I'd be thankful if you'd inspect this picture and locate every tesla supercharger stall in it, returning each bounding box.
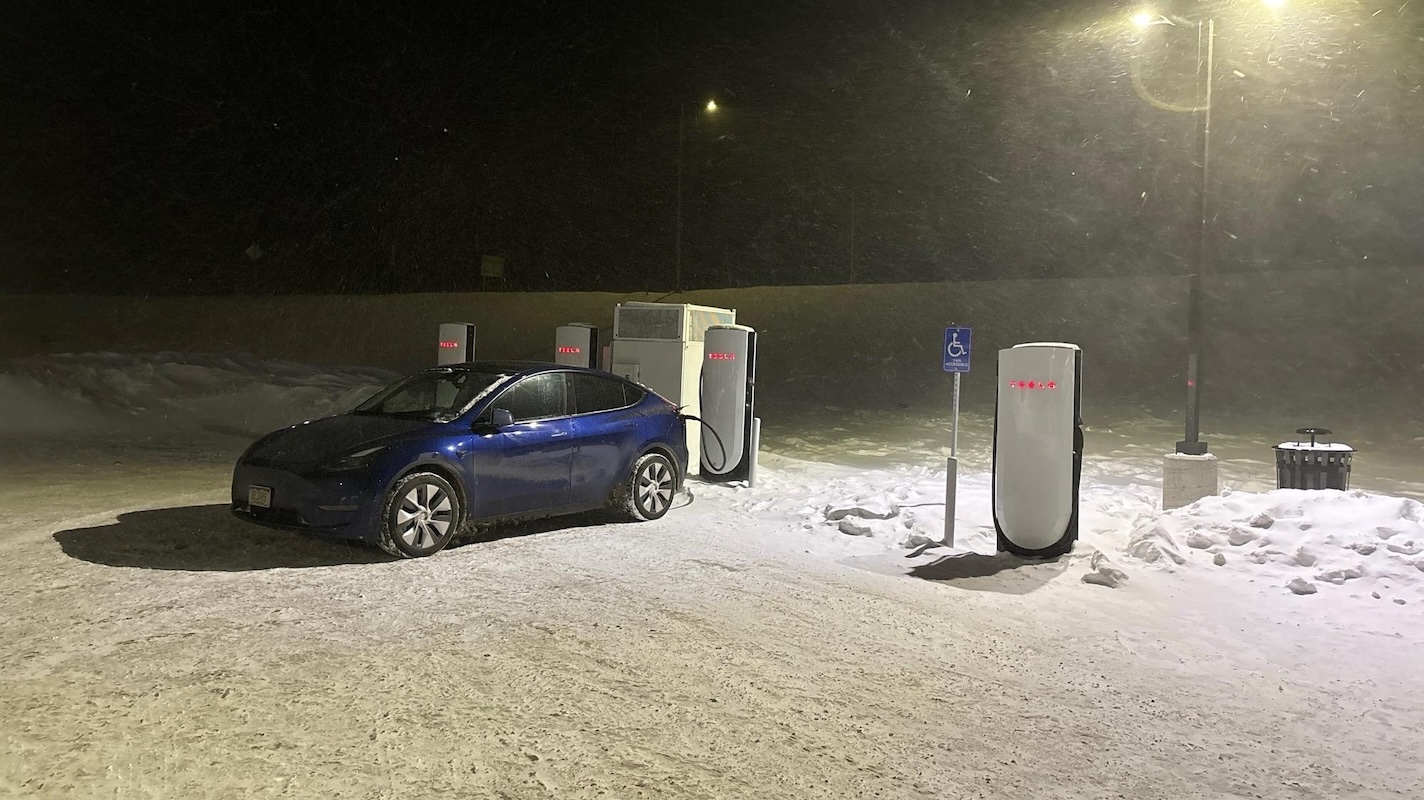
[609,302,737,476]
[438,322,476,365]
[992,342,1083,559]
[699,324,760,485]
[554,324,600,368]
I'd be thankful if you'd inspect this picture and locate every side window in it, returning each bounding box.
[623,383,646,407]
[570,373,632,415]
[494,373,567,422]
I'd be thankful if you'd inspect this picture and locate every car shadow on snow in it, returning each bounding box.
[843,548,1071,595]
[448,509,631,550]
[53,504,395,571]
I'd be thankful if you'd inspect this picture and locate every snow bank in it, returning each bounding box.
[1125,488,1424,605]
[0,352,397,439]
[721,446,1424,609]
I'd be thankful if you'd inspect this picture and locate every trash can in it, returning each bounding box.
[1273,427,1353,490]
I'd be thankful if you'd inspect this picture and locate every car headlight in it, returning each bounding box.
[320,446,387,472]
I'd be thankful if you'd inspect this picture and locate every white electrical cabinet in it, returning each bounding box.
[609,302,736,475]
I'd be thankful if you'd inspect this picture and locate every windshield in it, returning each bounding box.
[352,369,511,421]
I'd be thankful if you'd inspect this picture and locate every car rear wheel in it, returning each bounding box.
[616,452,676,521]
[378,472,462,558]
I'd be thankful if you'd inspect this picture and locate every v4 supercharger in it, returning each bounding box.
[554,324,599,368]
[699,325,757,482]
[438,322,476,365]
[992,342,1083,558]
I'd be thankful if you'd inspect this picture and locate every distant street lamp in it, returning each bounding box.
[675,98,719,294]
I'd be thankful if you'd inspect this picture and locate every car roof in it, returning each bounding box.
[431,361,614,378]
[435,360,551,374]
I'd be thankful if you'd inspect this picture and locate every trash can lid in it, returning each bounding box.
[1274,441,1355,452]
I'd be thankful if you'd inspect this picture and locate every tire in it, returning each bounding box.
[616,452,676,521]
[377,471,462,558]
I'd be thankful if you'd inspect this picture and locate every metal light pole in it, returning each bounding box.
[674,98,718,294]
[1136,2,1285,452]
[675,104,686,294]
[849,190,857,284]
[1134,2,1287,506]
[1134,10,1216,456]
[1178,18,1213,456]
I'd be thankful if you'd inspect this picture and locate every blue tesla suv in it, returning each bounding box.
[231,361,688,558]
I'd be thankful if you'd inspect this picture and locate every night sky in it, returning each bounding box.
[5,0,1421,295]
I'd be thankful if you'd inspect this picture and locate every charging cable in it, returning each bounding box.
[678,412,728,473]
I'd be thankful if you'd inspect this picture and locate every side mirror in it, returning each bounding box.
[490,408,514,427]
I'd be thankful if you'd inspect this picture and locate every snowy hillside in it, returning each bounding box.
[0,352,396,438]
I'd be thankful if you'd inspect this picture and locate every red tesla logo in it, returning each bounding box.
[439,341,460,349]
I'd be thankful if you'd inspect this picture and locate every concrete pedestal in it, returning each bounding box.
[1162,453,1219,510]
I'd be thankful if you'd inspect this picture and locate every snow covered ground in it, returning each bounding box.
[2,353,1423,798]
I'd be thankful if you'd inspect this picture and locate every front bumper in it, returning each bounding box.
[230,462,378,541]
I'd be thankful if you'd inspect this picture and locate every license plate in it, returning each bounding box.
[248,485,272,509]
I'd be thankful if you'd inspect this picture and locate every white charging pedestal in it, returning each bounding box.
[699,325,758,484]
[992,342,1083,559]
[554,324,600,368]
[437,323,476,365]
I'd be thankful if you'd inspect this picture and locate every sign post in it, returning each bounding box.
[942,326,972,546]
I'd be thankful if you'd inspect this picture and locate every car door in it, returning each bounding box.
[567,373,647,505]
[464,372,574,518]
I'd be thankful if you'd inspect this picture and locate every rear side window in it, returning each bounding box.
[623,383,646,407]
[570,373,633,414]
[495,373,567,422]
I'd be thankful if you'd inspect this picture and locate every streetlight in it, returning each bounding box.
[1132,10,1212,456]
[675,98,719,294]
[1131,7,1221,457]
[1133,6,1213,455]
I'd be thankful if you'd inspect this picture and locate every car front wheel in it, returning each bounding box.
[616,452,676,521]
[378,471,462,558]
